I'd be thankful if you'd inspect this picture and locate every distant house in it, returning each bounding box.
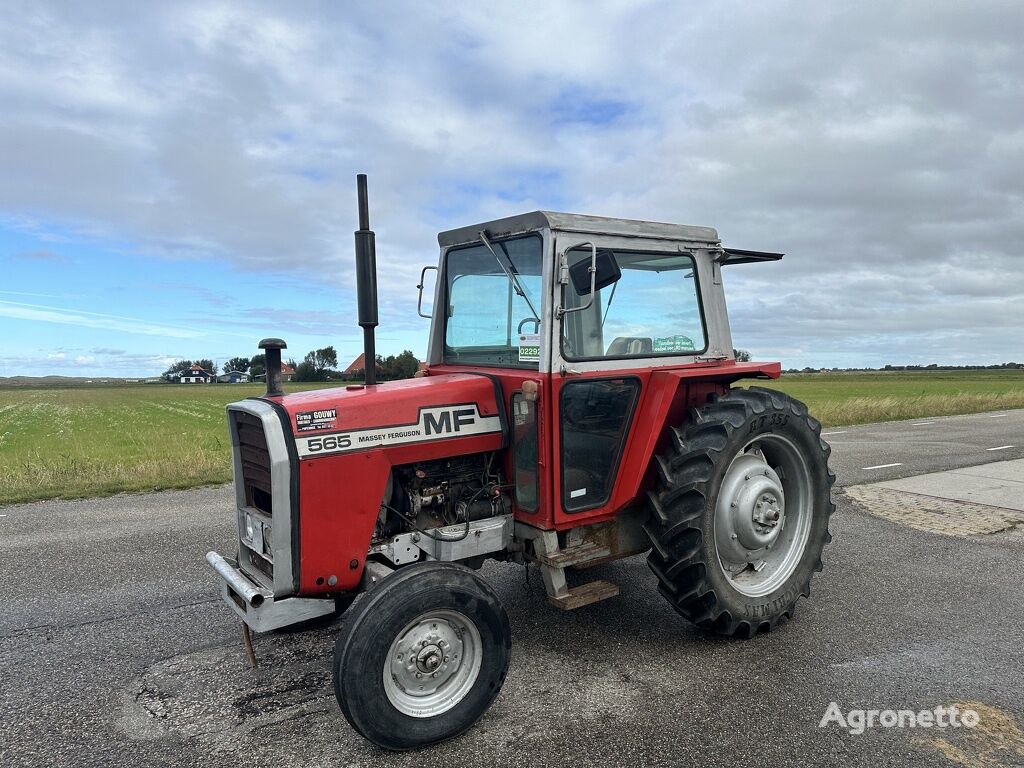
[342,353,366,377]
[217,370,251,384]
[180,365,213,384]
[280,362,296,382]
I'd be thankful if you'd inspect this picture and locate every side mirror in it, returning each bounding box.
[569,248,621,296]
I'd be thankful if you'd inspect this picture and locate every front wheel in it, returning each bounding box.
[332,562,511,750]
[645,387,835,637]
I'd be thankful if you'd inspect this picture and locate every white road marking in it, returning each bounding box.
[0,514,6,517]
[862,463,903,470]
[986,445,1015,451]
[822,430,847,436]
[912,421,935,426]
[989,414,1007,418]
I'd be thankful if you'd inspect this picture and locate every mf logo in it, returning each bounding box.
[424,407,476,435]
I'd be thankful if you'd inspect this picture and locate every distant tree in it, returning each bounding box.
[293,361,316,382]
[250,353,266,379]
[162,360,193,382]
[733,348,752,362]
[294,347,338,382]
[195,359,215,373]
[378,350,420,381]
[223,357,251,374]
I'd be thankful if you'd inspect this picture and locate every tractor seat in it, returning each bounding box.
[606,337,652,356]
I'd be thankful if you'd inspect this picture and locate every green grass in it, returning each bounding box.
[746,370,1024,427]
[1,371,1021,505]
[0,383,334,505]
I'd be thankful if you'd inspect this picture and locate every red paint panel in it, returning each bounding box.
[548,361,779,529]
[268,374,503,438]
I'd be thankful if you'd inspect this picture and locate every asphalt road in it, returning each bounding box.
[823,408,1024,487]
[1,410,1022,768]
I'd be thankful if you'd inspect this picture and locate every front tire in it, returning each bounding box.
[332,562,511,750]
[645,387,835,637]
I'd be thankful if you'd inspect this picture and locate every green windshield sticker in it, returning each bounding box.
[518,333,541,362]
[653,335,695,353]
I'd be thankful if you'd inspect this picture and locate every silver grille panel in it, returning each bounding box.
[227,401,295,597]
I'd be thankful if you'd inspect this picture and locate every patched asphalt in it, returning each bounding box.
[1,410,1022,768]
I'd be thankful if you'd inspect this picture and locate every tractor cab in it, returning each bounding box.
[423,212,782,528]
[423,211,768,374]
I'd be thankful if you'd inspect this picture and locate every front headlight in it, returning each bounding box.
[245,513,256,541]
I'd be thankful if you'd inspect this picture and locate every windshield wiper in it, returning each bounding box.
[478,230,540,320]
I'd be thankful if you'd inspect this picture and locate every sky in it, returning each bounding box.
[1,0,1022,377]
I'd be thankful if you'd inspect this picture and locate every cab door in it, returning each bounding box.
[548,235,710,526]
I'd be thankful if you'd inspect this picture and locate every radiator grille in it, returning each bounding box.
[234,411,273,516]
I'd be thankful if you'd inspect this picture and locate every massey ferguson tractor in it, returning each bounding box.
[206,175,834,750]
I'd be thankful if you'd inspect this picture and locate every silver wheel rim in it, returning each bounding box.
[714,433,813,598]
[383,609,482,718]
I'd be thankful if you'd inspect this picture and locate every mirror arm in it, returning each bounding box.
[556,242,597,318]
[416,265,438,318]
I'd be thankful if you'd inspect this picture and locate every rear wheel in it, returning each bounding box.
[332,562,511,750]
[645,387,835,637]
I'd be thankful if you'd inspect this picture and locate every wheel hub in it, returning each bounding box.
[416,644,443,672]
[713,435,814,598]
[384,610,481,718]
[717,452,786,559]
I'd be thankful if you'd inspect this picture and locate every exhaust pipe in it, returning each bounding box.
[354,174,379,385]
[259,337,287,396]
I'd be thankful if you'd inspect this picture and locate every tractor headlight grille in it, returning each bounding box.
[234,411,273,515]
[232,410,275,581]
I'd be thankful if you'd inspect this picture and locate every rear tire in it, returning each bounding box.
[645,387,835,637]
[332,562,511,750]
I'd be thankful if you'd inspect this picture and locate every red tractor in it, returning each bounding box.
[206,176,834,750]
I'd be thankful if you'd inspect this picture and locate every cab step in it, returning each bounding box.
[546,579,620,611]
[533,541,611,569]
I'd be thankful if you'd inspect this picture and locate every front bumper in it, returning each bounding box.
[205,551,336,632]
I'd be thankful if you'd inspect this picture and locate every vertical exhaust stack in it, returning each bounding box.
[259,338,287,396]
[354,174,379,386]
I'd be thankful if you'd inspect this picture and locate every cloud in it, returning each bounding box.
[0,299,216,339]
[0,1,1022,367]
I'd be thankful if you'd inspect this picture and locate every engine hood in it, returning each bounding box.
[252,373,506,459]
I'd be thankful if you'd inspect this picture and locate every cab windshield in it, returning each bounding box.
[444,234,543,367]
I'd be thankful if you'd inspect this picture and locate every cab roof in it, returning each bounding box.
[437,211,720,248]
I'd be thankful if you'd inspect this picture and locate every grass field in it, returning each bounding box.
[748,370,1024,428]
[1,370,1021,505]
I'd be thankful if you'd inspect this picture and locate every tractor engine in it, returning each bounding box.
[374,453,510,545]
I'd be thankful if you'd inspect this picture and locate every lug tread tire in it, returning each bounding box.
[645,387,835,637]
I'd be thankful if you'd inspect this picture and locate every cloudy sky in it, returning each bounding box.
[1,0,1022,377]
